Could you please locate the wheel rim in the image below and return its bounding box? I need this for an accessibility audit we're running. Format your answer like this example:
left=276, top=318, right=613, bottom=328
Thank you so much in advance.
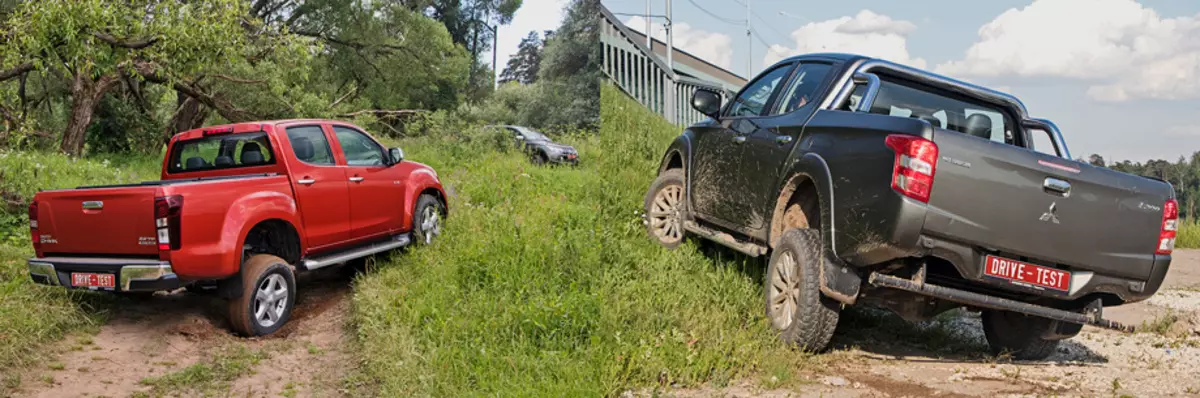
left=649, top=184, right=684, bottom=242
left=420, top=204, right=441, bottom=244
left=768, top=250, right=801, bottom=330
left=254, top=273, right=288, bottom=328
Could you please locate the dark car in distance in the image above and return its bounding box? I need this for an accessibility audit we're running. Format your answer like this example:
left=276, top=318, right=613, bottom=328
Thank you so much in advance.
left=643, top=53, right=1176, bottom=359
left=489, top=125, right=579, bottom=166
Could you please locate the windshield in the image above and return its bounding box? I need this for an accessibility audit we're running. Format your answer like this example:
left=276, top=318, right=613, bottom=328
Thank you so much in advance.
left=167, top=132, right=275, bottom=173
left=515, top=127, right=550, bottom=141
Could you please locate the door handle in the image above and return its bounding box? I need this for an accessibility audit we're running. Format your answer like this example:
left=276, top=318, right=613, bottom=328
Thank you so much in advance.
left=297, top=178, right=316, bottom=185
left=1043, top=177, right=1071, bottom=196
left=732, top=136, right=747, bottom=144
left=349, top=176, right=365, bottom=183
left=775, top=135, right=793, bottom=145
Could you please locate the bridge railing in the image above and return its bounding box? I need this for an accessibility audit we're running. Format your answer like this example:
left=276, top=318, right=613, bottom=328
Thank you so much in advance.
left=600, top=6, right=730, bottom=126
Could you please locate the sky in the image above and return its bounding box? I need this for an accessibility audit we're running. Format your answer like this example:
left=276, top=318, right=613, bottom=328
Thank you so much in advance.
left=600, top=0, right=1200, bottom=162
left=491, top=0, right=571, bottom=84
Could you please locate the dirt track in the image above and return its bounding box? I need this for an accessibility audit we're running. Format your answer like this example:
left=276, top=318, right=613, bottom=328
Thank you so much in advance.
left=7, top=252, right=1200, bottom=397
left=660, top=251, right=1200, bottom=398
left=7, top=267, right=358, bottom=398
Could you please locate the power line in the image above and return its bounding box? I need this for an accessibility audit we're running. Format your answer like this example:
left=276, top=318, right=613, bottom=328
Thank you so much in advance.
left=748, top=9, right=792, bottom=43
left=686, top=0, right=745, bottom=25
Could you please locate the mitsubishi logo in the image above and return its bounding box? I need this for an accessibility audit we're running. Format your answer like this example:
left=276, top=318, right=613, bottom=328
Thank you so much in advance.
left=1039, top=202, right=1060, bottom=224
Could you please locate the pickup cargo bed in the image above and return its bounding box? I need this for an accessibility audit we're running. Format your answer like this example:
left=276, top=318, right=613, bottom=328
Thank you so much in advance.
left=922, top=129, right=1171, bottom=279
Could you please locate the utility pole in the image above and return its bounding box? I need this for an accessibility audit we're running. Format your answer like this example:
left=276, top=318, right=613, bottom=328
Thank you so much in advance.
left=745, top=0, right=752, bottom=78
left=489, top=24, right=498, bottom=90
left=646, top=0, right=652, bottom=50
left=665, top=0, right=673, bottom=71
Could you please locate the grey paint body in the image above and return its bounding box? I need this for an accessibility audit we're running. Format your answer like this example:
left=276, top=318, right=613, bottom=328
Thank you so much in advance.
left=657, top=53, right=1174, bottom=306
left=490, top=125, right=579, bottom=165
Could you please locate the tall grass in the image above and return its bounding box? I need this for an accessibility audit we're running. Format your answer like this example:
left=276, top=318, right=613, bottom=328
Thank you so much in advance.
left=352, top=84, right=810, bottom=396
left=1177, top=218, right=1200, bottom=249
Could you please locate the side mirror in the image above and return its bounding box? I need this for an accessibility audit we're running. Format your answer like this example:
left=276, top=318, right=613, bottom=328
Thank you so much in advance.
left=389, top=147, right=404, bottom=164
left=691, top=89, right=723, bottom=120
left=515, top=135, right=525, bottom=141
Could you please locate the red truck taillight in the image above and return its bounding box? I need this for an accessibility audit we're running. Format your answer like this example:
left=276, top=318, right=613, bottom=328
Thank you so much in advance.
left=28, top=201, right=39, bottom=250
left=885, top=134, right=938, bottom=203
left=1156, top=199, right=1178, bottom=255
left=154, top=195, right=184, bottom=251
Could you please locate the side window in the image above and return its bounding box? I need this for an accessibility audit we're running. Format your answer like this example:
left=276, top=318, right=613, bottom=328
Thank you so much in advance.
left=286, top=126, right=336, bottom=166
left=333, top=126, right=386, bottom=166
left=772, top=63, right=833, bottom=115
left=1028, top=128, right=1062, bottom=157
left=726, top=64, right=793, bottom=118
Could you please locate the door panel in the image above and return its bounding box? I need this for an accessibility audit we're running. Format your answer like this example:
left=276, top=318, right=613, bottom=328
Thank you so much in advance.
left=737, top=62, right=835, bottom=231
left=332, top=126, right=403, bottom=240
left=283, top=125, right=350, bottom=250
left=691, top=63, right=796, bottom=226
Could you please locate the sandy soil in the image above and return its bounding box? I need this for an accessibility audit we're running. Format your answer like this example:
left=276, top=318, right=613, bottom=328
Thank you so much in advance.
left=7, top=266, right=359, bottom=398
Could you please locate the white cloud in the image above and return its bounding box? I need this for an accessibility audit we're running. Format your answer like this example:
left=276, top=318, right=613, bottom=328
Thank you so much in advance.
left=934, top=0, right=1200, bottom=102
left=764, top=10, right=927, bottom=70
left=624, top=16, right=735, bottom=70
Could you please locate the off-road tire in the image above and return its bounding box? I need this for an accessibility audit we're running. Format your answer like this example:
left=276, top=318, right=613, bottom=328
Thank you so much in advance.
left=765, top=228, right=840, bottom=351
left=531, top=152, right=547, bottom=165
left=412, top=194, right=446, bottom=246
left=644, top=168, right=687, bottom=249
left=228, top=254, right=296, bottom=337
left=981, top=310, right=1060, bottom=360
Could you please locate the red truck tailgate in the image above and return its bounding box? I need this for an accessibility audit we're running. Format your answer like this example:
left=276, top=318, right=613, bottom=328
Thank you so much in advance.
left=35, top=187, right=160, bottom=256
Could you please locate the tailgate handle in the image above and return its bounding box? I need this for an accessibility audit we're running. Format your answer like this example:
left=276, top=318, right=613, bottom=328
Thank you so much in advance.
left=1043, top=177, right=1071, bottom=196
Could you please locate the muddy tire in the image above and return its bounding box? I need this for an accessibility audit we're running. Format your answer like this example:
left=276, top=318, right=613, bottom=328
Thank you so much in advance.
left=644, top=168, right=687, bottom=249
left=531, top=152, right=547, bottom=166
left=412, top=194, right=445, bottom=245
left=228, top=254, right=296, bottom=337
left=981, top=310, right=1060, bottom=360
left=765, top=228, right=840, bottom=351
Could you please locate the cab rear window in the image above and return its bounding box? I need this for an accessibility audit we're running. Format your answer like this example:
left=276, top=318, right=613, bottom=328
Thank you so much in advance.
left=167, top=132, right=276, bottom=173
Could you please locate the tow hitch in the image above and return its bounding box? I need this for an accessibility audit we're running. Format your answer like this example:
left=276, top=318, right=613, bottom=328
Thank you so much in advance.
left=867, top=272, right=1135, bottom=333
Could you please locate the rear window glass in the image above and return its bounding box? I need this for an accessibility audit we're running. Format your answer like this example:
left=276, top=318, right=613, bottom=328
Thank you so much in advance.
left=849, top=78, right=1020, bottom=146
left=167, top=132, right=275, bottom=173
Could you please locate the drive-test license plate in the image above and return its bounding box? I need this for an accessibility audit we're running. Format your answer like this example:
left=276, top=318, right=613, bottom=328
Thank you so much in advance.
left=72, top=272, right=116, bottom=289
left=983, top=255, right=1070, bottom=292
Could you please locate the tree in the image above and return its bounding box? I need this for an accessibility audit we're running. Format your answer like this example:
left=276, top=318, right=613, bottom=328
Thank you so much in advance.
left=1087, top=154, right=1106, bottom=167
left=536, top=0, right=600, bottom=129
left=0, top=0, right=249, bottom=156
left=499, top=31, right=543, bottom=85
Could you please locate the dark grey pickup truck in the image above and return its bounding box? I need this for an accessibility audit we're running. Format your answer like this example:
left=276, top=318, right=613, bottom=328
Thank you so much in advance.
left=643, top=53, right=1177, bottom=359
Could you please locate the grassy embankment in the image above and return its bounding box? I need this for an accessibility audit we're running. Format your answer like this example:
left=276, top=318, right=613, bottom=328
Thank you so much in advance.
left=0, top=152, right=161, bottom=376
left=350, top=85, right=813, bottom=396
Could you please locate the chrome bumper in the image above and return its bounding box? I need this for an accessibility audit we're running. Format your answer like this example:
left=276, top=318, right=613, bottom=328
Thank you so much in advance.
left=28, top=257, right=180, bottom=292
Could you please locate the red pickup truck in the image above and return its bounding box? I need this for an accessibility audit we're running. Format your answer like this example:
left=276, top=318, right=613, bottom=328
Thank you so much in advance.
left=27, top=119, right=447, bottom=336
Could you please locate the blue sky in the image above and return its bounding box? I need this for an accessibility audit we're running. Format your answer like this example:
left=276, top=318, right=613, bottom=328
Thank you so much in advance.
left=600, top=0, right=1200, bottom=162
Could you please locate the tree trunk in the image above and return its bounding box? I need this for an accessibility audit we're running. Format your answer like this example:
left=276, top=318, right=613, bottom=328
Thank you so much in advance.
left=60, top=73, right=119, bottom=156
left=163, top=93, right=208, bottom=143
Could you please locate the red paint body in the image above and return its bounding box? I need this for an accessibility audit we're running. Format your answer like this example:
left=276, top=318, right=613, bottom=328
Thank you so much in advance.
left=30, top=120, right=446, bottom=280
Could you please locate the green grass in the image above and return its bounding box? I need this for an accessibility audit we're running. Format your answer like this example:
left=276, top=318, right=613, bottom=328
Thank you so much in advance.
left=351, top=84, right=812, bottom=396
left=1176, top=218, right=1200, bottom=249
left=0, top=245, right=114, bottom=374
left=139, top=344, right=270, bottom=396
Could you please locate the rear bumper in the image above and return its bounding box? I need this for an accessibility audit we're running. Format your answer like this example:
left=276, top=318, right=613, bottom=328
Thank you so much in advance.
left=28, top=257, right=182, bottom=292
left=914, top=234, right=1167, bottom=304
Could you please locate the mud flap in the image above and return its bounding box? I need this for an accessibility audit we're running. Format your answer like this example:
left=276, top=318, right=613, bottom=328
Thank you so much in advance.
left=820, top=250, right=861, bottom=305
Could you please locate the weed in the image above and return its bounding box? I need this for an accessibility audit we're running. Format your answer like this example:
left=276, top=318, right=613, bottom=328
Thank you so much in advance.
left=47, top=362, right=64, bottom=371
left=139, top=344, right=268, bottom=395
left=1139, top=311, right=1179, bottom=335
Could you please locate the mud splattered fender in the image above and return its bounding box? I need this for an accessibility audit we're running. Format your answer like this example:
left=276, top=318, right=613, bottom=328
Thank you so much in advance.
left=780, top=152, right=862, bottom=305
